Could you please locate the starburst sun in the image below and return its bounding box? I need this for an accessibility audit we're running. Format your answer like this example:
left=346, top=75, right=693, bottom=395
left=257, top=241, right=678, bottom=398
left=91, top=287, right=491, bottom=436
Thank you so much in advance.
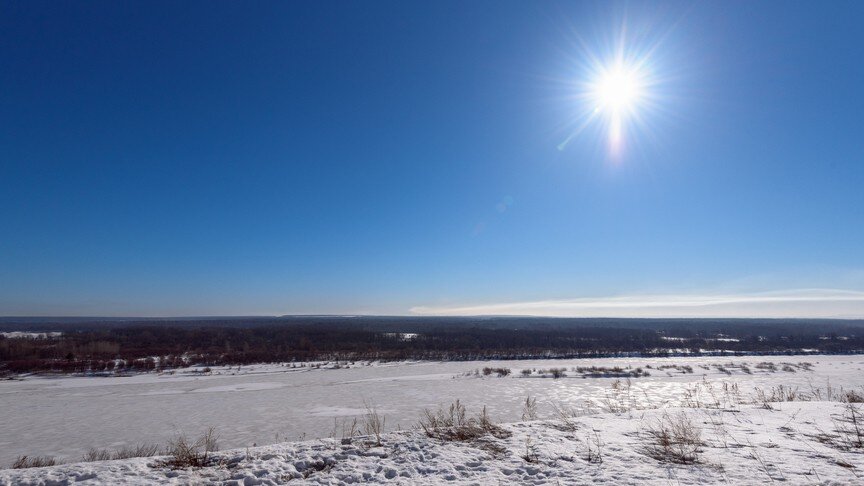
left=588, top=60, right=648, bottom=153
left=557, top=25, right=667, bottom=158
left=591, top=63, right=644, bottom=113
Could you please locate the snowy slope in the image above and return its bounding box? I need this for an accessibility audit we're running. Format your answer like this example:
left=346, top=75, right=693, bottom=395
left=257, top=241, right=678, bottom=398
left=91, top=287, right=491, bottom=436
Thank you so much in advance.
left=2, top=402, right=862, bottom=485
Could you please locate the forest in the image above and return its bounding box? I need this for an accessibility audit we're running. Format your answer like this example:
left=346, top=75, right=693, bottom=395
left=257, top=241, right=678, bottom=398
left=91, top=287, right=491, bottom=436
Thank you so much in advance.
left=2, top=317, right=863, bottom=375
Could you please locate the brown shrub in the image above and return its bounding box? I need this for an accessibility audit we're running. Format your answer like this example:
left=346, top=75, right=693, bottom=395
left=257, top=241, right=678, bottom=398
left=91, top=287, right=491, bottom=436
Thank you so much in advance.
left=643, top=412, right=702, bottom=464
left=11, top=456, right=57, bottom=469
left=419, top=400, right=510, bottom=441
left=162, top=427, right=218, bottom=469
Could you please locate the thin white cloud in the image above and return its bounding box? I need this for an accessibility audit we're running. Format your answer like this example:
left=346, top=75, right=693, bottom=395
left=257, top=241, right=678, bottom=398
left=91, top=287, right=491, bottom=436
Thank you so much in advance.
left=410, top=289, right=864, bottom=318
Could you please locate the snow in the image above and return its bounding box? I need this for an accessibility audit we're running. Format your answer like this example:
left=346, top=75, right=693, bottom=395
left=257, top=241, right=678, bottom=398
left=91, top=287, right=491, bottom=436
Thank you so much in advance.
left=190, top=383, right=286, bottom=394
left=1, top=355, right=863, bottom=481
left=1, top=401, right=862, bottom=485
left=0, top=332, right=62, bottom=339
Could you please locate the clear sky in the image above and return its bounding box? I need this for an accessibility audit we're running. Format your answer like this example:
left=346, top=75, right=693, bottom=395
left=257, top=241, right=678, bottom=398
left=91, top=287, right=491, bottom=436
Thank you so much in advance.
left=2, top=1, right=863, bottom=317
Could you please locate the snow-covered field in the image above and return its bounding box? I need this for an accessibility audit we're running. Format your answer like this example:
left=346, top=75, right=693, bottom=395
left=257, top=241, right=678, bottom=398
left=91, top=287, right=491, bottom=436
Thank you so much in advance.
left=2, top=401, right=863, bottom=484
left=1, top=355, right=863, bottom=484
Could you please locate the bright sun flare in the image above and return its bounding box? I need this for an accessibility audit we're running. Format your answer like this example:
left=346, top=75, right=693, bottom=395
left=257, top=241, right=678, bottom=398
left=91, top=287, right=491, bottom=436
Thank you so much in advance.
left=580, top=59, right=650, bottom=155
left=558, top=27, right=664, bottom=157
left=593, top=64, right=642, bottom=112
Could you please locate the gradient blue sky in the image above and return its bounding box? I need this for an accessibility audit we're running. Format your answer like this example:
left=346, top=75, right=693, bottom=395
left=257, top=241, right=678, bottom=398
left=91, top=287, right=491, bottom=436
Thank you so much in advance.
left=2, top=1, right=863, bottom=317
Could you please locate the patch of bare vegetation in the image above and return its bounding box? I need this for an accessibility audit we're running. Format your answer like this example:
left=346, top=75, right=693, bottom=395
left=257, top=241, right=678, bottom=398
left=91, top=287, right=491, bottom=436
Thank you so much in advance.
left=642, top=412, right=703, bottom=464
left=754, top=385, right=803, bottom=409
left=574, top=365, right=651, bottom=378
left=549, top=404, right=580, bottom=431
left=656, top=364, right=693, bottom=374
left=82, top=449, right=112, bottom=462
left=482, top=367, right=511, bottom=377
left=600, top=378, right=638, bottom=413
left=752, top=383, right=864, bottom=410
left=843, top=390, right=864, bottom=403
left=549, top=398, right=597, bottom=431
left=161, top=427, right=219, bottom=469
left=539, top=367, right=568, bottom=379
left=362, top=403, right=386, bottom=447
left=83, top=444, right=159, bottom=462
left=683, top=380, right=743, bottom=409
left=714, top=364, right=732, bottom=376
left=585, top=430, right=603, bottom=464
left=803, top=402, right=864, bottom=454
left=520, top=437, right=539, bottom=463
left=419, top=400, right=511, bottom=441
left=755, top=362, right=775, bottom=372
left=462, top=367, right=511, bottom=378
left=11, top=456, right=56, bottom=469
left=752, top=361, right=812, bottom=374
left=520, top=365, right=651, bottom=379
left=830, top=403, right=864, bottom=451
left=521, top=395, right=538, bottom=421
left=330, top=417, right=359, bottom=444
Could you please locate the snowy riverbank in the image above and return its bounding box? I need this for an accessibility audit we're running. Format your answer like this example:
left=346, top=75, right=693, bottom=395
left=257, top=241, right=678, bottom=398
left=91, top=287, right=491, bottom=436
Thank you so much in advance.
left=2, top=355, right=863, bottom=468
left=2, top=400, right=862, bottom=485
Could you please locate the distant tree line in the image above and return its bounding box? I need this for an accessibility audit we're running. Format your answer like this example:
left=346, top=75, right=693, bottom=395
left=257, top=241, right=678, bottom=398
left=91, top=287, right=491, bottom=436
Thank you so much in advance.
left=1, top=317, right=863, bottom=375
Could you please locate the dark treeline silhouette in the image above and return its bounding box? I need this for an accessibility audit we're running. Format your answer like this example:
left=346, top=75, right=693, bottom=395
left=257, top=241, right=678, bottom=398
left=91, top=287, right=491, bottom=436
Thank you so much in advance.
left=1, top=317, right=863, bottom=375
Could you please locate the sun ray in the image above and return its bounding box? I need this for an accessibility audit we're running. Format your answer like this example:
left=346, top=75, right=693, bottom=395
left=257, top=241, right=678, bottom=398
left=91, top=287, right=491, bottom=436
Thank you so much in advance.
left=554, top=16, right=678, bottom=160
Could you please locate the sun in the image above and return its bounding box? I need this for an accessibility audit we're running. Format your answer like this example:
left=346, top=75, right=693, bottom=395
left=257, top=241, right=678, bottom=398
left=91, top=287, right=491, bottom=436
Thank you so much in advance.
left=556, top=24, right=667, bottom=157
left=592, top=63, right=643, bottom=113
left=586, top=60, right=648, bottom=153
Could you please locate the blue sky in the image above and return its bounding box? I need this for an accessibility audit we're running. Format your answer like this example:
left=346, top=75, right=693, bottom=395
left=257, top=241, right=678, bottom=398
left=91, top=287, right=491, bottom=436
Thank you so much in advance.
left=2, top=1, right=863, bottom=317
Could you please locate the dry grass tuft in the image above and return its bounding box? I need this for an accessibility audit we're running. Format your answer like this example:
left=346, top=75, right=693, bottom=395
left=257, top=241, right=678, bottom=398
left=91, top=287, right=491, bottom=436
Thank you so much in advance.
left=362, top=402, right=386, bottom=447
left=11, top=456, right=57, bottom=469
left=82, top=448, right=111, bottom=462
left=162, top=427, right=218, bottom=469
left=642, top=412, right=703, bottom=464
left=834, top=403, right=864, bottom=450
left=585, top=430, right=603, bottom=464
left=419, top=400, right=511, bottom=441
left=83, top=443, right=160, bottom=462
left=844, top=390, right=864, bottom=404
left=521, top=395, right=538, bottom=421
left=520, top=436, right=539, bottom=463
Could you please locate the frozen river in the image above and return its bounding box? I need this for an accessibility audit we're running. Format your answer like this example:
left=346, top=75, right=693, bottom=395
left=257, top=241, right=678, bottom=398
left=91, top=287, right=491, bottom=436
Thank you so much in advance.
left=1, top=354, right=863, bottom=466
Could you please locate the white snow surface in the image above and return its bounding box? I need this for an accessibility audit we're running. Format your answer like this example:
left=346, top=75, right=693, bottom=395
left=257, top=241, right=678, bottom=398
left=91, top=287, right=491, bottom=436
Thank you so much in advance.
left=2, top=355, right=864, bottom=484
left=1, top=401, right=862, bottom=485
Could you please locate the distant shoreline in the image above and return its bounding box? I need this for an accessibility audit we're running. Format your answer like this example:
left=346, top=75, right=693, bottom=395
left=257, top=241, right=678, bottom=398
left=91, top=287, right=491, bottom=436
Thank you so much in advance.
left=3, top=317, right=864, bottom=376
